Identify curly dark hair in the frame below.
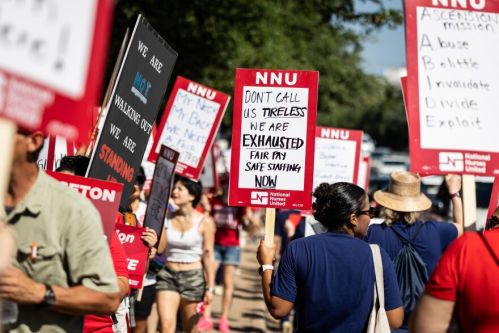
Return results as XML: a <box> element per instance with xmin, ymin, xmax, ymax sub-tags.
<box><xmin>174</xmin><ymin>175</ymin><xmax>203</xmax><ymax>207</ymax></box>
<box><xmin>312</xmin><ymin>182</ymin><xmax>367</xmax><ymax>231</ymax></box>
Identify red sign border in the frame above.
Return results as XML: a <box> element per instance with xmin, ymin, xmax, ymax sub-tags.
<box><xmin>228</xmin><ymin>68</ymin><xmax>319</xmax><ymax>210</ymax></box>
<box><xmin>149</xmin><ymin>76</ymin><xmax>230</xmax><ymax>181</ymax></box>
<box><xmin>405</xmin><ymin>0</ymin><xmax>499</xmax><ymax>176</ymax></box>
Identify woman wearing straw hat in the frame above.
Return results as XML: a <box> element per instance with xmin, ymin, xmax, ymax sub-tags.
<box><xmin>366</xmin><ymin>171</ymin><xmax>463</xmax><ymax>331</ymax></box>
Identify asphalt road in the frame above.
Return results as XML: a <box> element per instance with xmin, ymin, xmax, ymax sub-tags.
<box><xmin>203</xmin><ymin>235</ymin><xmax>281</xmax><ymax>333</ymax></box>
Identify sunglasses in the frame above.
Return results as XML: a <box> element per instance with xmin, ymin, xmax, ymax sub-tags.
<box><xmin>357</xmin><ymin>207</ymin><xmax>377</xmax><ymax>218</ymax></box>
<box><xmin>485</xmin><ymin>216</ymin><xmax>499</xmax><ymax>230</ymax></box>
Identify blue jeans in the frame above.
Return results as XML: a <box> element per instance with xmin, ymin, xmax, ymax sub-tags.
<box><xmin>214</xmin><ymin>245</ymin><xmax>241</xmax><ymax>266</ymax></box>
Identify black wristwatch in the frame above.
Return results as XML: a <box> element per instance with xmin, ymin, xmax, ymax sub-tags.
<box><xmin>43</xmin><ymin>284</ymin><xmax>56</xmax><ymax>305</ymax></box>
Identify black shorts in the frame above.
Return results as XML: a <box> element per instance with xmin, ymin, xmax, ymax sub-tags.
<box><xmin>134</xmin><ymin>284</ymin><xmax>157</xmax><ymax>319</ymax></box>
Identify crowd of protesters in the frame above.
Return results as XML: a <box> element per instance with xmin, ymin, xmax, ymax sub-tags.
<box><xmin>1</xmin><ymin>131</ymin><xmax>498</xmax><ymax>333</ymax></box>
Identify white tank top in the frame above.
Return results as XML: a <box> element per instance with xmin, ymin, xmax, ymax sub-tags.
<box><xmin>165</xmin><ymin>215</ymin><xmax>204</xmax><ymax>263</ymax></box>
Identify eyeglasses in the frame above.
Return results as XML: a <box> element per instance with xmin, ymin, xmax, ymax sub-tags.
<box><xmin>485</xmin><ymin>216</ymin><xmax>499</xmax><ymax>230</ymax></box>
<box><xmin>357</xmin><ymin>207</ymin><xmax>377</xmax><ymax>218</ymax></box>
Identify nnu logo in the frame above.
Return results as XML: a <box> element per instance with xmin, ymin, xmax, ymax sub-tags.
<box><xmin>251</xmin><ymin>191</ymin><xmax>268</xmax><ymax>205</ymax></box>
<box><xmin>131</xmin><ymin>71</ymin><xmax>152</xmax><ymax>104</ymax></box>
<box><xmin>439</xmin><ymin>152</ymin><xmax>464</xmax><ymax>172</ymax></box>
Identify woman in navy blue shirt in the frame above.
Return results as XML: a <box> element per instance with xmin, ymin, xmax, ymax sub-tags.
<box><xmin>257</xmin><ymin>182</ymin><xmax>404</xmax><ymax>332</ymax></box>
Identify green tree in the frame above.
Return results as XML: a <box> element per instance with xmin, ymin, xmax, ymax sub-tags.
<box><xmin>108</xmin><ymin>0</ymin><xmax>406</xmax><ymax>148</ymax></box>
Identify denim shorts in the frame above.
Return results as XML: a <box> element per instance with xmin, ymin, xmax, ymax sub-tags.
<box><xmin>214</xmin><ymin>245</ymin><xmax>241</xmax><ymax>266</ymax></box>
<box><xmin>156</xmin><ymin>266</ymin><xmax>205</xmax><ymax>302</ymax></box>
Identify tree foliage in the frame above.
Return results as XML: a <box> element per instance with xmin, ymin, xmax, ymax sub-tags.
<box><xmin>108</xmin><ymin>0</ymin><xmax>406</xmax><ymax>148</ymax></box>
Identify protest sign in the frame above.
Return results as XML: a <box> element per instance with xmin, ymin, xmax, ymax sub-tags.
<box><xmin>47</xmin><ymin>171</ymin><xmax>123</xmax><ymax>241</ymax></box>
<box><xmin>143</xmin><ymin>145</ymin><xmax>179</xmax><ymax>242</ymax></box>
<box><xmin>487</xmin><ymin>177</ymin><xmax>499</xmax><ymax>220</ymax></box>
<box><xmin>114</xmin><ymin>224</ymin><xmax>149</xmax><ymax>289</ymax></box>
<box><xmin>313</xmin><ymin>127</ymin><xmax>363</xmax><ymax>190</ymax></box>
<box><xmin>405</xmin><ymin>0</ymin><xmax>499</xmax><ymax>176</ymax></box>
<box><xmin>0</xmin><ymin>0</ymin><xmax>113</xmax><ymax>143</ymax></box>
<box><xmin>357</xmin><ymin>155</ymin><xmax>372</xmax><ymax>191</ymax></box>
<box><xmin>229</xmin><ymin>69</ymin><xmax>318</xmax><ymax>210</ymax></box>
<box><xmin>37</xmin><ymin>136</ymin><xmax>76</xmax><ymax>171</ymax></box>
<box><xmin>199</xmin><ymin>146</ymin><xmax>219</xmax><ymax>192</ymax></box>
<box><xmin>149</xmin><ymin>77</ymin><xmax>230</xmax><ymax>180</ymax></box>
<box><xmin>86</xmin><ymin>15</ymin><xmax>177</xmax><ymax>211</ymax></box>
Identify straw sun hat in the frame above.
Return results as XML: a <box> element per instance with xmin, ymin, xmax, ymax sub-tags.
<box><xmin>373</xmin><ymin>171</ymin><xmax>432</xmax><ymax>213</ymax></box>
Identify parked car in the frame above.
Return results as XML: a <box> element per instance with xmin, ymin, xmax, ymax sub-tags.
<box><xmin>361</xmin><ymin>133</ymin><xmax>376</xmax><ymax>156</ymax></box>
<box><xmin>374</xmin><ymin>153</ymin><xmax>409</xmax><ymax>176</ymax></box>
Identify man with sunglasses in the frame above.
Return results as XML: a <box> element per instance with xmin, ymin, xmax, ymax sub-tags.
<box><xmin>411</xmin><ymin>205</ymin><xmax>499</xmax><ymax>332</ymax></box>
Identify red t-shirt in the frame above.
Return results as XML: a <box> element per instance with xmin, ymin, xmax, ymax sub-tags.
<box><xmin>83</xmin><ymin>233</ymin><xmax>129</xmax><ymax>333</ymax></box>
<box><xmin>211</xmin><ymin>197</ymin><xmax>244</xmax><ymax>247</ymax></box>
<box><xmin>426</xmin><ymin>230</ymin><xmax>499</xmax><ymax>333</ymax></box>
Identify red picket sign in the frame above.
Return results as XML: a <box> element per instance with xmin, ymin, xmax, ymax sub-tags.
<box><xmin>404</xmin><ymin>0</ymin><xmax>499</xmax><ymax>176</ymax></box>
<box><xmin>0</xmin><ymin>0</ymin><xmax>113</xmax><ymax>143</ymax></box>
<box><xmin>229</xmin><ymin>69</ymin><xmax>318</xmax><ymax>210</ymax></box>
<box><xmin>114</xmin><ymin>224</ymin><xmax>149</xmax><ymax>289</ymax></box>
<box><xmin>314</xmin><ymin>127</ymin><xmax>363</xmax><ymax>188</ymax></box>
<box><xmin>47</xmin><ymin>171</ymin><xmax>123</xmax><ymax>242</ymax></box>
<box><xmin>149</xmin><ymin>76</ymin><xmax>230</xmax><ymax>181</ymax></box>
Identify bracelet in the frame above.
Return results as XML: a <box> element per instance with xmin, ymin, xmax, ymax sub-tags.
<box><xmin>450</xmin><ymin>192</ymin><xmax>461</xmax><ymax>199</ymax></box>
<box><xmin>205</xmin><ymin>287</ymin><xmax>215</xmax><ymax>293</ymax></box>
<box><xmin>258</xmin><ymin>264</ymin><xmax>274</xmax><ymax>276</ymax></box>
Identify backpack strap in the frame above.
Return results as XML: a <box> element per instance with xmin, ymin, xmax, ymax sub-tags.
<box><xmin>477</xmin><ymin>232</ymin><xmax>499</xmax><ymax>266</ymax></box>
<box><xmin>391</xmin><ymin>222</ymin><xmax>424</xmax><ymax>245</ymax></box>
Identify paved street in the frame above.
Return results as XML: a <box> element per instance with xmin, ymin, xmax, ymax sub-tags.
<box><xmin>204</xmin><ymin>234</ymin><xmax>281</xmax><ymax>333</ymax></box>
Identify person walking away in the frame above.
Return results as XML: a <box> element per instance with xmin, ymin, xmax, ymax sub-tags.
<box><xmin>257</xmin><ymin>182</ymin><xmax>404</xmax><ymax>332</ymax></box>
<box><xmin>0</xmin><ymin>131</ymin><xmax>120</xmax><ymax>333</ymax></box>
<box><xmin>156</xmin><ymin>176</ymin><xmax>216</xmax><ymax>333</ymax></box>
<box><xmin>198</xmin><ymin>191</ymin><xmax>254</xmax><ymax>333</ymax></box>
<box><xmin>410</xmin><ymin>205</ymin><xmax>499</xmax><ymax>332</ymax></box>
<box><xmin>366</xmin><ymin>171</ymin><xmax>463</xmax><ymax>331</ymax></box>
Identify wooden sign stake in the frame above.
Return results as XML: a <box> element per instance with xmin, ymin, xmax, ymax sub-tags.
<box><xmin>462</xmin><ymin>174</ymin><xmax>477</xmax><ymax>230</ymax></box>
<box><xmin>264</xmin><ymin>208</ymin><xmax>276</xmax><ymax>247</ymax></box>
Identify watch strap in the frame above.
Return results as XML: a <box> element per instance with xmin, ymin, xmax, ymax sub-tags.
<box><xmin>43</xmin><ymin>284</ymin><xmax>56</xmax><ymax>305</ymax></box>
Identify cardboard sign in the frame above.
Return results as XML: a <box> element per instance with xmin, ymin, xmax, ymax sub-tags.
<box><xmin>143</xmin><ymin>145</ymin><xmax>179</xmax><ymax>241</ymax></box>
<box><xmin>86</xmin><ymin>15</ymin><xmax>178</xmax><ymax>211</ymax></box>
<box><xmin>313</xmin><ymin>127</ymin><xmax>363</xmax><ymax>190</ymax></box>
<box><xmin>149</xmin><ymin>77</ymin><xmax>230</xmax><ymax>180</ymax></box>
<box><xmin>357</xmin><ymin>155</ymin><xmax>372</xmax><ymax>191</ymax></box>
<box><xmin>37</xmin><ymin>136</ymin><xmax>76</xmax><ymax>171</ymax></box>
<box><xmin>405</xmin><ymin>0</ymin><xmax>499</xmax><ymax>176</ymax></box>
<box><xmin>114</xmin><ymin>224</ymin><xmax>149</xmax><ymax>289</ymax></box>
<box><xmin>229</xmin><ymin>69</ymin><xmax>318</xmax><ymax>210</ymax></box>
<box><xmin>487</xmin><ymin>177</ymin><xmax>499</xmax><ymax>220</ymax></box>
<box><xmin>0</xmin><ymin>0</ymin><xmax>113</xmax><ymax>142</ymax></box>
<box><xmin>47</xmin><ymin>171</ymin><xmax>123</xmax><ymax>242</ymax></box>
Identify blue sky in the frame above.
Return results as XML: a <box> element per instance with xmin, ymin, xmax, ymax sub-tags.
<box><xmin>355</xmin><ymin>0</ymin><xmax>406</xmax><ymax>75</ymax></box>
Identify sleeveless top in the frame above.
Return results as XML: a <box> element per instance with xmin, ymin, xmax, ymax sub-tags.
<box><xmin>165</xmin><ymin>215</ymin><xmax>204</xmax><ymax>263</ymax></box>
